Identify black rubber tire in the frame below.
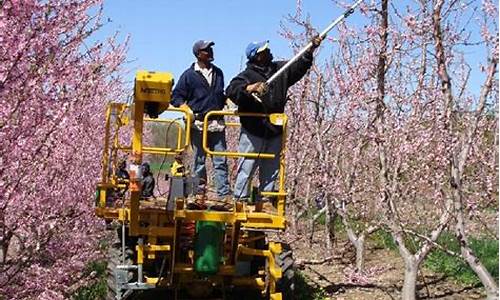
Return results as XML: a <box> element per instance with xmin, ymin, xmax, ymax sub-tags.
<box><xmin>275</xmin><ymin>244</ymin><xmax>295</xmax><ymax>300</ymax></box>
<box><xmin>106</xmin><ymin>241</ymin><xmax>135</xmax><ymax>300</ymax></box>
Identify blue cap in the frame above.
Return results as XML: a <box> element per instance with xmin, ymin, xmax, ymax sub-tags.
<box><xmin>245</xmin><ymin>40</ymin><xmax>269</xmax><ymax>60</ymax></box>
<box><xmin>192</xmin><ymin>40</ymin><xmax>215</xmax><ymax>56</ymax></box>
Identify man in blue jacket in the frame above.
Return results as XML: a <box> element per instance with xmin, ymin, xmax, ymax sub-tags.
<box><xmin>171</xmin><ymin>40</ymin><xmax>231</xmax><ymax>207</ymax></box>
<box><xmin>226</xmin><ymin>37</ymin><xmax>322</xmax><ymax>213</ymax></box>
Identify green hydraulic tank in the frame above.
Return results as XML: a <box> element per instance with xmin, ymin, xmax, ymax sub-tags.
<box><xmin>194</xmin><ymin>221</ymin><xmax>224</xmax><ymax>275</ymax></box>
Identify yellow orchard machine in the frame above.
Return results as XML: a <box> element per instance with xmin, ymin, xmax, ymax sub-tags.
<box><xmin>95</xmin><ymin>70</ymin><xmax>294</xmax><ymax>300</ymax></box>
<box><xmin>94</xmin><ymin>3</ymin><xmax>366</xmax><ymax>298</ymax></box>
<box><xmin>93</xmin><ymin>3</ymin><xmax>365</xmax><ymax>299</ymax></box>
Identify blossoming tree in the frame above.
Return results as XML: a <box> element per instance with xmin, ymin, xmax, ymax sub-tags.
<box><xmin>0</xmin><ymin>0</ymin><xmax>127</xmax><ymax>298</ymax></box>
<box><xmin>283</xmin><ymin>0</ymin><xmax>498</xmax><ymax>298</ymax></box>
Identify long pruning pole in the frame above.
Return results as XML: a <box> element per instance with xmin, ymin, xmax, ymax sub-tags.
<box><xmin>253</xmin><ymin>0</ymin><xmax>364</xmax><ymax>103</ymax></box>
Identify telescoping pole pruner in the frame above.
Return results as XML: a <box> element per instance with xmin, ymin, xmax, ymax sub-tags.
<box><xmin>252</xmin><ymin>0</ymin><xmax>364</xmax><ymax>103</ymax></box>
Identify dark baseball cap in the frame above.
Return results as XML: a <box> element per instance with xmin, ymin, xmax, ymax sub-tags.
<box><xmin>192</xmin><ymin>40</ymin><xmax>215</xmax><ymax>56</ymax></box>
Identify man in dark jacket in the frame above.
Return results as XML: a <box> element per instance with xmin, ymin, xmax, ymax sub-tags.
<box><xmin>171</xmin><ymin>40</ymin><xmax>231</xmax><ymax>206</ymax></box>
<box><xmin>141</xmin><ymin>162</ymin><xmax>155</xmax><ymax>199</ymax></box>
<box><xmin>115</xmin><ymin>159</ymin><xmax>130</xmax><ymax>198</ymax></box>
<box><xmin>225</xmin><ymin>37</ymin><xmax>322</xmax><ymax>212</ymax></box>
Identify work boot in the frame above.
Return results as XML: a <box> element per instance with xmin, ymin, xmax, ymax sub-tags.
<box><xmin>255</xmin><ymin>201</ymin><xmax>263</xmax><ymax>212</ymax></box>
<box><xmin>212</xmin><ymin>195</ymin><xmax>234</xmax><ymax>211</ymax></box>
<box><xmin>261</xmin><ymin>201</ymin><xmax>277</xmax><ymax>215</ymax></box>
<box><xmin>256</xmin><ymin>198</ymin><xmax>277</xmax><ymax>215</ymax></box>
<box><xmin>188</xmin><ymin>193</ymin><xmax>207</xmax><ymax>210</ymax></box>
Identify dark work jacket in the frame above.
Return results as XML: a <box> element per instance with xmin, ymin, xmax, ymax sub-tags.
<box><xmin>171</xmin><ymin>63</ymin><xmax>226</xmax><ymax>120</ymax></box>
<box><xmin>117</xmin><ymin>169</ymin><xmax>129</xmax><ymax>181</ymax></box>
<box><xmin>141</xmin><ymin>173</ymin><xmax>155</xmax><ymax>199</ymax></box>
<box><xmin>116</xmin><ymin>168</ymin><xmax>130</xmax><ymax>195</ymax></box>
<box><xmin>225</xmin><ymin>51</ymin><xmax>314</xmax><ymax>138</ymax></box>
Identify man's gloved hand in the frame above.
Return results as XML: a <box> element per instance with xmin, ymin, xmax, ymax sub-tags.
<box><xmin>310</xmin><ymin>34</ymin><xmax>323</xmax><ymax>49</ymax></box>
<box><xmin>246</xmin><ymin>82</ymin><xmax>268</xmax><ymax>96</ymax></box>
<box><xmin>225</xmin><ymin>98</ymin><xmax>237</xmax><ymax>110</ymax></box>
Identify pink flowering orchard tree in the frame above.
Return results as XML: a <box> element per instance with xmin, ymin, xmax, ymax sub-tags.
<box><xmin>341</xmin><ymin>0</ymin><xmax>497</xmax><ymax>298</ymax></box>
<box><xmin>0</xmin><ymin>0</ymin><xmax>127</xmax><ymax>299</ymax></box>
<box><xmin>365</xmin><ymin>1</ymin><xmax>456</xmax><ymax>297</ymax></box>
<box><xmin>283</xmin><ymin>0</ymin><xmax>497</xmax><ymax>298</ymax></box>
<box><xmin>432</xmin><ymin>0</ymin><xmax>498</xmax><ymax>298</ymax></box>
<box><xmin>282</xmin><ymin>3</ymin><xmax>384</xmax><ymax>268</ymax></box>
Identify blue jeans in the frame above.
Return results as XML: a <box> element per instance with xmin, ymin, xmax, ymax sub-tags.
<box><xmin>233</xmin><ymin>128</ymin><xmax>282</xmax><ymax>201</ymax></box>
<box><xmin>190</xmin><ymin>128</ymin><xmax>231</xmax><ymax>197</ymax></box>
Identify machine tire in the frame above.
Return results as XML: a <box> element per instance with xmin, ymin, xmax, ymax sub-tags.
<box><xmin>106</xmin><ymin>241</ymin><xmax>135</xmax><ymax>300</ymax></box>
<box><xmin>275</xmin><ymin>244</ymin><xmax>295</xmax><ymax>300</ymax></box>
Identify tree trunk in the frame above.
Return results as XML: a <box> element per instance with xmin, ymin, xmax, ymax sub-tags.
<box><xmin>343</xmin><ymin>217</ymin><xmax>367</xmax><ymax>272</ymax></box>
<box><xmin>401</xmin><ymin>259</ymin><xmax>418</xmax><ymax>300</ymax></box>
<box><xmin>433</xmin><ymin>0</ymin><xmax>499</xmax><ymax>297</ymax></box>
<box><xmin>354</xmin><ymin>234</ymin><xmax>366</xmax><ymax>271</ymax></box>
<box><xmin>309</xmin><ymin>206</ymin><xmax>326</xmax><ymax>246</ymax></box>
<box><xmin>308</xmin><ymin>215</ymin><xmax>315</xmax><ymax>247</ymax></box>
<box><xmin>460</xmin><ymin>242</ymin><xmax>499</xmax><ymax>300</ymax></box>
<box><xmin>324</xmin><ymin>198</ymin><xmax>335</xmax><ymax>253</ymax></box>
<box><xmin>0</xmin><ymin>230</ymin><xmax>13</xmax><ymax>264</ymax></box>
<box><xmin>454</xmin><ymin>185</ymin><xmax>499</xmax><ymax>299</ymax></box>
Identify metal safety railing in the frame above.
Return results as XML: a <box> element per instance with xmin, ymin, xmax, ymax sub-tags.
<box><xmin>201</xmin><ymin>110</ymin><xmax>289</xmax><ymax>215</ymax></box>
<box><xmin>101</xmin><ymin>104</ymin><xmax>193</xmax><ymax>174</ymax></box>
<box><xmin>98</xmin><ymin>103</ymin><xmax>194</xmax><ymax>208</ymax></box>
<box><xmin>201</xmin><ymin>110</ymin><xmax>288</xmax><ymax>159</ymax></box>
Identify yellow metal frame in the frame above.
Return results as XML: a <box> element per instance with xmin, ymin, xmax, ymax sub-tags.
<box><xmin>99</xmin><ymin>103</ymin><xmax>129</xmax><ymax>208</ymax></box>
<box><xmin>174</xmin><ymin>210</ymin><xmax>286</xmax><ymax>230</ymax></box>
<box><xmin>137</xmin><ymin>243</ymin><xmax>171</xmax><ymax>264</ymax></box>
<box><xmin>97</xmin><ymin>103</ymin><xmax>193</xmax><ymax>229</ymax></box>
<box><xmin>128</xmin><ymin>104</ymin><xmax>192</xmax><ymax>236</ymax></box>
<box><xmin>102</xmin><ymin>104</ymin><xmax>192</xmax><ymax>158</ymax></box>
<box><xmin>202</xmin><ymin>111</ymin><xmax>277</xmax><ymax>159</ymax></box>
<box><xmin>115</xmin><ymin>109</ymin><xmax>191</xmax><ymax>155</ymax></box>
<box><xmin>99</xmin><ymin>105</ymin><xmax>290</xmax><ymax>220</ymax></box>
<box><xmin>202</xmin><ymin>110</ymin><xmax>289</xmax><ymax>216</ymax></box>
<box><xmin>96</xmin><ymin>102</ymin><xmax>294</xmax><ymax>299</ymax></box>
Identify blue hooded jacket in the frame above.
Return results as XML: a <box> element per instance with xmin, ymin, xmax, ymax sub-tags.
<box><xmin>171</xmin><ymin>63</ymin><xmax>226</xmax><ymax>119</ymax></box>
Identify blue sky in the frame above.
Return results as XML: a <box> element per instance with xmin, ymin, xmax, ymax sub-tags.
<box><xmin>94</xmin><ymin>0</ymin><xmax>494</xmax><ymax>100</ymax></box>
<box><xmin>96</xmin><ymin>0</ymin><xmax>358</xmax><ymax>85</ymax></box>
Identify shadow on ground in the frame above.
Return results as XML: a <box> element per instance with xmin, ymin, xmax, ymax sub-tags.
<box><xmin>128</xmin><ymin>274</ymin><xmax>324</xmax><ymax>300</ymax></box>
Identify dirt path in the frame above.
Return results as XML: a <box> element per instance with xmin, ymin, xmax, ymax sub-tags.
<box><xmin>116</xmin><ymin>229</ymin><xmax>487</xmax><ymax>300</ymax></box>
<box><xmin>291</xmin><ymin>230</ymin><xmax>486</xmax><ymax>300</ymax></box>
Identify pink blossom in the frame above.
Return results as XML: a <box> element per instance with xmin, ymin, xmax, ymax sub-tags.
<box><xmin>0</xmin><ymin>0</ymin><xmax>128</xmax><ymax>298</ymax></box>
